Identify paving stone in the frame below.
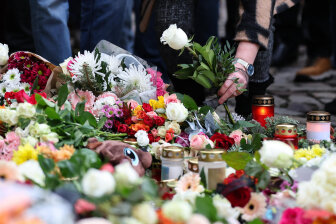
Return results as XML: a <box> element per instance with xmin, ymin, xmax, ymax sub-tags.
<box><xmin>311</xmin><ymin>92</ymin><xmax>336</xmax><ymax>100</ymax></box>
<box><xmin>275</xmin><ymin>107</ymin><xmax>304</xmax><ymax>116</ymax></box>
<box><xmin>273</xmin><ymin>95</ymin><xmax>287</xmax><ymax>107</ymax></box>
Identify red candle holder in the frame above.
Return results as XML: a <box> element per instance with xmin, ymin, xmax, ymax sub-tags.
<box><xmin>274</xmin><ymin>123</ymin><xmax>298</xmax><ymax>149</ymax></box>
<box><xmin>252</xmin><ymin>95</ymin><xmax>274</xmax><ymax>127</ymax></box>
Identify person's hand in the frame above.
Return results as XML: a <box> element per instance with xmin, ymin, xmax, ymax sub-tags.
<box><xmin>217</xmin><ymin>69</ymin><xmax>248</xmax><ymax>104</ymax></box>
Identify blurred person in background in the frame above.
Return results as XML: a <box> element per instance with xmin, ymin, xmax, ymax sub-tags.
<box><xmin>29</xmin><ymin>0</ymin><xmax>133</xmax><ymax>65</ymax></box>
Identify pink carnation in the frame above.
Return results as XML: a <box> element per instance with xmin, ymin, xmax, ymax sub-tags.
<box><xmin>190</xmin><ymin>135</ymin><xmax>208</xmax><ymax>151</ymax></box>
<box><xmin>147</xmin><ymin>68</ymin><xmax>167</xmax><ymax>97</ymax></box>
<box><xmin>164</xmin><ymin>93</ymin><xmax>181</xmax><ymax>105</ymax></box>
<box><xmin>279</xmin><ymin>207</ymin><xmax>312</xmax><ymax>224</ymax></box>
<box><xmin>68</xmin><ymin>90</ymin><xmax>95</xmax><ymax>111</ymax></box>
<box><xmin>5</xmin><ymin>132</ymin><xmax>20</xmax><ymax>151</ymax></box>
<box><xmin>146</xmin><ymin>111</ymin><xmax>158</xmax><ymax>118</ymax></box>
<box><xmin>229</xmin><ymin>130</ymin><xmax>244</xmax><ymax>146</ymax></box>
<box><xmin>127</xmin><ymin>100</ymin><xmax>139</xmax><ymax>110</ymax></box>
<box><xmin>96</xmin><ymin>92</ymin><xmax>118</xmax><ymax>101</ymax></box>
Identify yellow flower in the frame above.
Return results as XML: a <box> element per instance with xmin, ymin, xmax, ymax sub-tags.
<box><xmin>12</xmin><ymin>144</ymin><xmax>38</xmax><ymax>165</ymax></box>
<box><xmin>294</xmin><ymin>144</ymin><xmax>326</xmax><ymax>161</ymax></box>
<box><xmin>149</xmin><ymin>97</ymin><xmax>165</xmax><ymax>110</ymax></box>
<box><xmin>133</xmin><ymin>105</ymin><xmax>143</xmax><ymax>116</ymax></box>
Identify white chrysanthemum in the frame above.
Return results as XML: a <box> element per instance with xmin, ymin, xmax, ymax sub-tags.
<box><xmin>118</xmin><ymin>64</ymin><xmax>153</xmax><ymax>92</ymax></box>
<box><xmin>0</xmin><ymin>83</ymin><xmax>7</xmax><ymax>96</ymax></box>
<box><xmin>68</xmin><ymin>51</ymin><xmax>103</xmax><ymax>83</ymax></box>
<box><xmin>3</xmin><ymin>68</ymin><xmax>20</xmax><ymax>84</ymax></box>
<box><xmin>6</xmin><ymin>83</ymin><xmax>21</xmax><ymax>93</ymax></box>
<box><xmin>20</xmin><ymin>83</ymin><xmax>31</xmax><ymax>93</ymax></box>
<box><xmin>106</xmin><ymin>55</ymin><xmax>121</xmax><ymax>74</ymax></box>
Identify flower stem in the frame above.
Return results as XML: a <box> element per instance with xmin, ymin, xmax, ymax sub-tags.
<box><xmin>186</xmin><ymin>46</ymin><xmax>198</xmax><ymax>59</ymax></box>
<box><xmin>223</xmin><ymin>103</ymin><xmax>235</xmax><ymax>125</ymax></box>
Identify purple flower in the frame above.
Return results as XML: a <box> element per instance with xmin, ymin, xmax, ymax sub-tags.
<box><xmin>280</xmin><ymin>180</ymin><xmax>298</xmax><ymax>192</ymax></box>
<box><xmin>175</xmin><ymin>132</ymin><xmax>190</xmax><ymax>147</ymax></box>
<box><xmin>114</xmin><ymin>108</ymin><xmax>123</xmax><ymax>118</ymax></box>
<box><xmin>104</xmin><ymin>119</ymin><xmax>114</xmax><ymax>129</ymax></box>
<box><xmin>104</xmin><ymin>107</ymin><xmax>114</xmax><ymax>118</ymax></box>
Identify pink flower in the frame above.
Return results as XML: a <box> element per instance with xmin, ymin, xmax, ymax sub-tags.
<box><xmin>5</xmin><ymin>132</ymin><xmax>20</xmax><ymax>150</ymax></box>
<box><xmin>190</xmin><ymin>135</ymin><xmax>208</xmax><ymax>150</ymax></box>
<box><xmin>68</xmin><ymin>90</ymin><xmax>95</xmax><ymax>111</ymax></box>
<box><xmin>131</xmin><ymin>116</ymin><xmax>138</xmax><ymax>123</ymax></box>
<box><xmin>0</xmin><ymin>140</ymin><xmax>13</xmax><ymax>161</ymax></box>
<box><xmin>151</xmin><ymin>128</ymin><xmax>158</xmax><ymax>137</ymax></box>
<box><xmin>96</xmin><ymin>92</ymin><xmax>118</xmax><ymax>101</ymax></box>
<box><xmin>74</xmin><ymin>199</ymin><xmax>96</xmax><ymax>214</ymax></box>
<box><xmin>146</xmin><ymin>111</ymin><xmax>158</xmax><ymax>118</ymax></box>
<box><xmin>127</xmin><ymin>100</ymin><xmax>139</xmax><ymax>110</ymax></box>
<box><xmin>164</xmin><ymin>93</ymin><xmax>181</xmax><ymax>105</ymax></box>
<box><xmin>229</xmin><ymin>130</ymin><xmax>244</xmax><ymax>146</ymax></box>
<box><xmin>279</xmin><ymin>207</ymin><xmax>312</xmax><ymax>224</ymax></box>
<box><xmin>175</xmin><ymin>172</ymin><xmax>204</xmax><ymax>193</ymax></box>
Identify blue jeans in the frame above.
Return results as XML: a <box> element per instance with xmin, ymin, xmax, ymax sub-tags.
<box><xmin>29</xmin><ymin>0</ymin><xmax>72</xmax><ymax>65</ymax></box>
<box><xmin>80</xmin><ymin>0</ymin><xmax>133</xmax><ymax>52</ymax></box>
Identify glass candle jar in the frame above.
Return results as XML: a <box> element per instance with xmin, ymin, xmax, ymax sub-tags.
<box><xmin>198</xmin><ymin>150</ymin><xmax>226</xmax><ymax>190</ymax></box>
<box><xmin>187</xmin><ymin>158</ymin><xmax>199</xmax><ymax>173</ymax></box>
<box><xmin>306</xmin><ymin>111</ymin><xmax>331</xmax><ymax>142</ymax></box>
<box><xmin>161</xmin><ymin>146</ymin><xmax>184</xmax><ymax>181</ymax></box>
<box><xmin>274</xmin><ymin>123</ymin><xmax>298</xmax><ymax>149</ymax></box>
<box><xmin>252</xmin><ymin>95</ymin><xmax>275</xmax><ymax>127</ymax></box>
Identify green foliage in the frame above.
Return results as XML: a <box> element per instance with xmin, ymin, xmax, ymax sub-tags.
<box><xmin>195</xmin><ymin>196</ymin><xmax>218</xmax><ymax>222</ymax></box>
<box><xmin>222</xmin><ymin>151</ymin><xmax>253</xmax><ymax>170</ymax></box>
<box><xmin>174</xmin><ymin>37</ymin><xmax>236</xmax><ymax>90</ymax></box>
<box><xmin>240</xmin><ymin>134</ymin><xmax>263</xmax><ymax>154</ymax></box>
<box><xmin>244</xmin><ymin>160</ymin><xmax>270</xmax><ymax>189</ymax></box>
<box><xmin>176</xmin><ymin>93</ymin><xmax>198</xmax><ymax>111</ymax></box>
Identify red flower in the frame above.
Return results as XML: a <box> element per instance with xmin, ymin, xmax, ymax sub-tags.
<box><xmin>117</xmin><ymin>124</ymin><xmax>129</xmax><ymax>133</ymax></box>
<box><xmin>165</xmin><ymin>128</ymin><xmax>174</xmax><ymax>142</ymax></box>
<box><xmin>225</xmin><ymin>186</ymin><xmax>252</xmax><ymax>208</ymax></box>
<box><xmin>210</xmin><ymin>132</ymin><xmax>235</xmax><ymax>150</ymax></box>
<box><xmin>127</xmin><ymin>128</ymin><xmax>136</xmax><ymax>137</ymax></box>
<box><xmin>148</xmin><ymin>133</ymin><xmax>154</xmax><ymax>143</ymax></box>
<box><xmin>143</xmin><ymin>116</ymin><xmax>154</xmax><ymax>128</ymax></box>
<box><xmin>113</xmin><ymin>120</ymin><xmax>121</xmax><ymax>130</ymax></box>
<box><xmin>224</xmin><ymin>170</ymin><xmax>245</xmax><ymax>184</ymax></box>
<box><xmin>74</xmin><ymin>199</ymin><xmax>96</xmax><ymax>215</ymax></box>
<box><xmin>14</xmin><ymin>52</ymin><xmax>29</xmax><ymax>61</ymax></box>
<box><xmin>32</xmin><ymin>64</ymin><xmax>51</xmax><ymax>77</ymax></box>
<box><xmin>154</xmin><ymin>116</ymin><xmax>165</xmax><ymax>126</ymax></box>
<box><xmin>124</xmin><ymin>117</ymin><xmax>133</xmax><ymax>126</ymax></box>
<box><xmin>142</xmin><ymin>103</ymin><xmax>153</xmax><ymax>112</ymax></box>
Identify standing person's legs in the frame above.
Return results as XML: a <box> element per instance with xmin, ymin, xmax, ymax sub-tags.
<box><xmin>80</xmin><ymin>0</ymin><xmax>133</xmax><ymax>52</ymax></box>
<box><xmin>29</xmin><ymin>0</ymin><xmax>71</xmax><ymax>64</ymax></box>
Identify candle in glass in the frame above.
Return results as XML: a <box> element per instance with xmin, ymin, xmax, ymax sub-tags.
<box><xmin>274</xmin><ymin>123</ymin><xmax>298</xmax><ymax>149</ymax></box>
<box><xmin>306</xmin><ymin>111</ymin><xmax>331</xmax><ymax>142</ymax></box>
<box><xmin>252</xmin><ymin>95</ymin><xmax>274</xmax><ymax>127</ymax></box>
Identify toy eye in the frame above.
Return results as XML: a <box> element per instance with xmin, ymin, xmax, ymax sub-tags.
<box><xmin>123</xmin><ymin>148</ymin><xmax>139</xmax><ymax>166</ymax></box>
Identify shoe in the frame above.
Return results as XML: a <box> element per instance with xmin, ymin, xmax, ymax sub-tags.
<box><xmin>325</xmin><ymin>99</ymin><xmax>336</xmax><ymax>115</ymax></box>
<box><xmin>271</xmin><ymin>42</ymin><xmax>298</xmax><ymax>67</ymax></box>
<box><xmin>294</xmin><ymin>57</ymin><xmax>333</xmax><ymax>82</ymax></box>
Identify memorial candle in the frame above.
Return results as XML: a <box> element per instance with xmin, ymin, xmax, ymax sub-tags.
<box><xmin>306</xmin><ymin>111</ymin><xmax>331</xmax><ymax>142</ymax></box>
<box><xmin>252</xmin><ymin>95</ymin><xmax>274</xmax><ymax>127</ymax></box>
<box><xmin>274</xmin><ymin>123</ymin><xmax>298</xmax><ymax>149</ymax></box>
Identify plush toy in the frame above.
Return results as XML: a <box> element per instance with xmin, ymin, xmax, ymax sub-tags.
<box><xmin>87</xmin><ymin>138</ymin><xmax>152</xmax><ymax>176</ymax></box>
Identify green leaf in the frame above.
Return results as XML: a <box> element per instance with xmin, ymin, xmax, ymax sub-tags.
<box><xmin>18</xmin><ymin>117</ymin><xmax>31</xmax><ymax>129</ymax></box>
<box><xmin>57</xmin><ymin>160</ymin><xmax>80</xmax><ymax>178</ymax></box>
<box><xmin>199</xmin><ymin>70</ymin><xmax>217</xmax><ymax>85</ymax></box>
<box><xmin>199</xmin><ymin>106</ymin><xmax>215</xmax><ymax>115</ymax></box>
<box><xmin>248</xmin><ymin>219</ymin><xmax>264</xmax><ymax>224</ymax></box>
<box><xmin>44</xmin><ymin>173</ymin><xmax>61</xmax><ymax>189</ymax></box>
<box><xmin>35</xmin><ymin>94</ymin><xmax>55</xmax><ymax>107</ymax></box>
<box><xmin>75</xmin><ymin>101</ymin><xmax>85</xmax><ymax>117</ymax></box>
<box><xmin>195</xmin><ymin>196</ymin><xmax>217</xmax><ymax>222</ymax></box>
<box><xmin>45</xmin><ymin>107</ymin><xmax>61</xmax><ymax>120</ymax></box>
<box><xmin>193</xmin><ymin>74</ymin><xmax>212</xmax><ymax>89</ymax></box>
<box><xmin>222</xmin><ymin>152</ymin><xmax>253</xmax><ymax>170</ymax></box>
<box><xmin>200</xmin><ymin>168</ymin><xmax>207</xmax><ymax>189</ymax></box>
<box><xmin>141</xmin><ymin>178</ymin><xmax>158</xmax><ymax>198</ymax></box>
<box><xmin>30</xmin><ymin>76</ymin><xmax>39</xmax><ymax>95</ymax></box>
<box><xmin>244</xmin><ymin>160</ymin><xmax>270</xmax><ymax>189</ymax></box>
<box><xmin>97</xmin><ymin>117</ymin><xmax>107</xmax><ymax>130</ymax></box>
<box><xmin>38</xmin><ymin>155</ymin><xmax>55</xmax><ymax>173</ymax></box>
<box><xmin>233</xmin><ymin>121</ymin><xmax>256</xmax><ymax>130</ymax></box>
<box><xmin>182</xmin><ymin>94</ymin><xmax>198</xmax><ymax>111</ymax></box>
<box><xmin>57</xmin><ymin>84</ymin><xmax>69</xmax><ymax>107</ymax></box>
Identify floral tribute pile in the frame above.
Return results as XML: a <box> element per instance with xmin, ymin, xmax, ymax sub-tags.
<box><xmin>0</xmin><ymin>26</ymin><xmax>336</xmax><ymax>224</ymax></box>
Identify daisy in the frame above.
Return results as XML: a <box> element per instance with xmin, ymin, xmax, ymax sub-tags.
<box><xmin>3</xmin><ymin>68</ymin><xmax>21</xmax><ymax>84</ymax></box>
<box><xmin>6</xmin><ymin>83</ymin><xmax>21</xmax><ymax>93</ymax></box>
<box><xmin>68</xmin><ymin>51</ymin><xmax>104</xmax><ymax>83</ymax></box>
<box><xmin>0</xmin><ymin>160</ymin><xmax>22</xmax><ymax>181</ymax></box>
<box><xmin>0</xmin><ymin>83</ymin><xmax>7</xmax><ymax>96</ymax></box>
<box><xmin>238</xmin><ymin>193</ymin><xmax>267</xmax><ymax>221</ymax></box>
<box><xmin>175</xmin><ymin>172</ymin><xmax>204</xmax><ymax>194</ymax></box>
<box><xmin>20</xmin><ymin>82</ymin><xmax>31</xmax><ymax>93</ymax></box>
<box><xmin>118</xmin><ymin>64</ymin><xmax>154</xmax><ymax>92</ymax></box>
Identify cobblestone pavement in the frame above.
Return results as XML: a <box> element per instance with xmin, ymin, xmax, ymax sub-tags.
<box><xmin>216</xmin><ymin>47</ymin><xmax>336</xmax><ymax>126</ymax></box>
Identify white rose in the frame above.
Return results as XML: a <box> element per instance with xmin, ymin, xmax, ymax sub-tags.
<box><xmin>0</xmin><ymin>43</ymin><xmax>9</xmax><ymax>66</ymax></box>
<box><xmin>82</xmin><ymin>168</ymin><xmax>116</xmax><ymax>197</ymax></box>
<box><xmin>18</xmin><ymin>160</ymin><xmax>45</xmax><ymax>186</ymax></box>
<box><xmin>0</xmin><ymin>109</ymin><xmax>18</xmax><ymax>126</ymax></box>
<box><xmin>114</xmin><ymin>163</ymin><xmax>139</xmax><ymax>186</ymax></box>
<box><xmin>157</xmin><ymin>126</ymin><xmax>167</xmax><ymax>138</ymax></box>
<box><xmin>162</xmin><ymin>200</ymin><xmax>192</xmax><ymax>222</ymax></box>
<box><xmin>166</xmin><ymin>103</ymin><xmax>188</xmax><ymax>123</ymax></box>
<box><xmin>213</xmin><ymin>194</ymin><xmax>240</xmax><ymax>220</ymax></box>
<box><xmin>135</xmin><ymin>130</ymin><xmax>149</xmax><ymax>147</ymax></box>
<box><xmin>121</xmin><ymin>218</ymin><xmax>142</xmax><ymax>224</ymax></box>
<box><xmin>132</xmin><ymin>202</ymin><xmax>158</xmax><ymax>224</ymax></box>
<box><xmin>160</xmin><ymin>24</ymin><xmax>190</xmax><ymax>50</ymax></box>
<box><xmin>29</xmin><ymin>123</ymin><xmax>51</xmax><ymax>136</ymax></box>
<box><xmin>59</xmin><ymin>57</ymin><xmax>73</xmax><ymax>76</ymax></box>
<box><xmin>17</xmin><ymin>102</ymin><xmax>36</xmax><ymax>118</ymax></box>
<box><xmin>165</xmin><ymin>121</ymin><xmax>181</xmax><ymax>135</ymax></box>
<box><xmin>22</xmin><ymin>136</ymin><xmax>38</xmax><ymax>147</ymax></box>
<box><xmin>259</xmin><ymin>140</ymin><xmax>294</xmax><ymax>168</ymax></box>
<box><xmin>186</xmin><ymin>214</ymin><xmax>210</xmax><ymax>224</ymax></box>
<box><xmin>76</xmin><ymin>218</ymin><xmax>112</xmax><ymax>224</ymax></box>
<box><xmin>41</xmin><ymin>132</ymin><xmax>59</xmax><ymax>143</ymax></box>
<box><xmin>173</xmin><ymin>191</ymin><xmax>199</xmax><ymax>205</ymax></box>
